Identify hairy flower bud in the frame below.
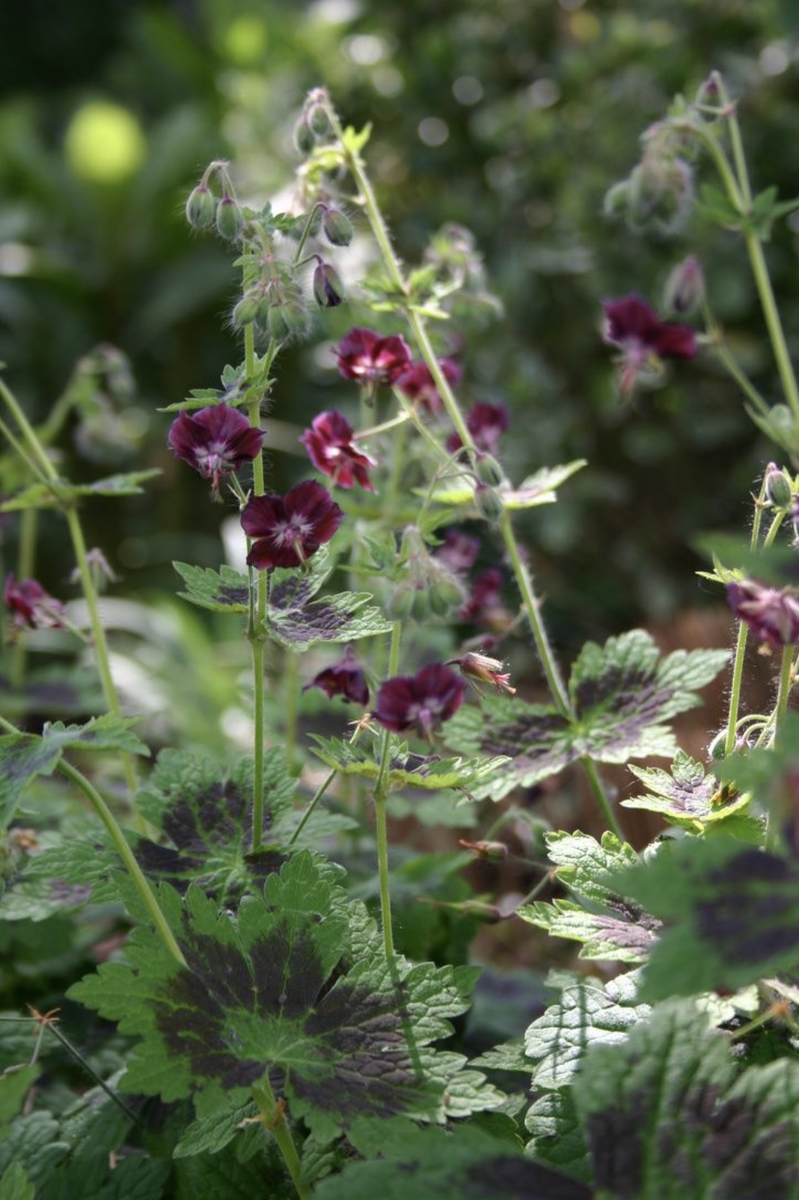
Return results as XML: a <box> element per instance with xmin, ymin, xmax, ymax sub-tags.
<box><xmin>185</xmin><ymin>183</ymin><xmax>216</xmax><ymax>230</ymax></box>
<box><xmin>313</xmin><ymin>260</ymin><xmax>345</xmax><ymax>308</ymax></box>
<box><xmin>474</xmin><ymin>483</ymin><xmax>505</xmax><ymax>523</ymax></box>
<box><xmin>765</xmin><ymin>463</ymin><xmax>793</xmax><ymax>510</ymax></box>
<box><xmin>663</xmin><ymin>256</ymin><xmax>705</xmax><ymax>316</ymax></box>
<box><xmin>322</xmin><ymin>207</ymin><xmax>354</xmax><ymax>247</ymax></box>
<box><xmin>307</xmin><ymin>102</ymin><xmax>330</xmax><ymax>138</ymax></box>
<box><xmin>232</xmin><ymin>294</ymin><xmax>260</xmax><ymax>328</ymax></box>
<box><xmin>458</xmin><ymin>838</ymin><xmax>509</xmax><ymax>861</ymax></box>
<box><xmin>216</xmin><ymin>194</ymin><xmax>243</xmax><ymax>241</ymax></box>
<box><xmin>293</xmin><ymin>117</ymin><xmax>315</xmax><ymax>156</ymax></box>
<box><xmin>267</xmin><ymin>301</ymin><xmax>309</xmax><ymax>342</ymax></box>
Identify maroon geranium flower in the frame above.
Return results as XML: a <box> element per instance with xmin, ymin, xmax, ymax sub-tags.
<box><xmin>435</xmin><ymin>529</ymin><xmax>480</xmax><ymax>575</ymax></box>
<box><xmin>303</xmin><ymin>647</ymin><xmax>369</xmax><ymax>705</ymax></box>
<box><xmin>376</xmin><ymin>663</ymin><xmax>466</xmax><ymax>738</ymax></box>
<box><xmin>396</xmin><ymin>358</ymin><xmax>462</xmax><ymax>414</ymax></box>
<box><xmin>4</xmin><ymin>574</ymin><xmax>66</xmax><ymax>630</ymax></box>
<box><xmin>446</xmin><ymin>402</ymin><xmax>509</xmax><ymax>456</ymax></box>
<box><xmin>168</xmin><ymin>405</ymin><xmax>263</xmax><ymax>491</ymax></box>
<box><xmin>300</xmin><ymin>410</ymin><xmax>377</xmax><ymax>492</ymax></box>
<box><xmin>460</xmin><ymin>567</ymin><xmax>508</xmax><ymax>628</ymax></box>
<box><xmin>334</xmin><ymin>327</ymin><xmax>412</xmax><ymax>388</ymax></box>
<box><xmin>727</xmin><ymin>580</ymin><xmax>799</xmax><ymax>647</ymax></box>
<box><xmin>241</xmin><ymin>480</ymin><xmax>343</xmax><ymax>570</ymax></box>
<box><xmin>602</xmin><ymin>295</ymin><xmax>697</xmax><ymax>394</ymax></box>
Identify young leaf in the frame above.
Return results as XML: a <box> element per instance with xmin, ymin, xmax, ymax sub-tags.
<box><xmin>446</xmin><ymin>630</ymin><xmax>727</xmax><ymax>798</ymax></box>
<box><xmin>0</xmin><ymin>716</ymin><xmax>149</xmax><ymax>827</ymax></box>
<box><xmin>610</xmin><ymin>836</ymin><xmax>799</xmax><ymax>1000</ymax></box>
<box><xmin>310</xmin><ymin>735</ymin><xmax>508</xmax><ymax>794</ymax></box>
<box><xmin>501</xmin><ymin>460</ymin><xmax>587</xmax><ymax>509</ymax></box>
<box><xmin>623</xmin><ymin>750</ymin><xmax>749</xmax><ymax>830</ymax></box>
<box><xmin>69</xmin><ymin>854</ymin><xmax>496</xmax><ymax>1139</ymax></box>
<box><xmin>524</xmin><ymin>971</ymin><xmax>649</xmax><ymax>1089</ymax></box>
<box><xmin>576</xmin><ymin>999</ymin><xmax>799</xmax><ymax>1200</ymax></box>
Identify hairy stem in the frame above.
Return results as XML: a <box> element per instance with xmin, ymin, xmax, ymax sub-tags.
<box><xmin>373</xmin><ymin>620</ymin><xmax>402</xmax><ymax>958</ymax></box>
<box><xmin>10</xmin><ymin>507</ymin><xmax>38</xmax><ymax>690</ymax></box>
<box><xmin>252</xmin><ymin>1078</ymin><xmax>309</xmax><ymax>1200</ymax></box>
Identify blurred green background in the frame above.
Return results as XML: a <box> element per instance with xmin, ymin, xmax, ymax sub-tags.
<box><xmin>2</xmin><ymin>0</ymin><xmax>799</xmax><ymax>647</ymax></box>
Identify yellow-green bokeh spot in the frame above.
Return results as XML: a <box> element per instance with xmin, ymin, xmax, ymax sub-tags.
<box><xmin>65</xmin><ymin>101</ymin><xmax>147</xmax><ymax>184</ymax></box>
<box><xmin>221</xmin><ymin>15</ymin><xmax>268</xmax><ymax>65</ymax></box>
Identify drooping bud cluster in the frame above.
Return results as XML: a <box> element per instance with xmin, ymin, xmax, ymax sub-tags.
<box><xmin>293</xmin><ymin>90</ymin><xmax>333</xmax><ymax>157</ymax></box>
<box><xmin>185</xmin><ymin>161</ymin><xmax>244</xmax><ymax>241</ymax></box>
<box><xmin>604</xmin><ymin>120</ymin><xmax>695</xmax><ymax>236</ymax></box>
<box><xmin>389</xmin><ymin>527</ymin><xmax>466</xmax><ymax>619</ymax></box>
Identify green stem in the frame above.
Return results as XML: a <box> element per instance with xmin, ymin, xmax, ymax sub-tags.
<box><xmin>354</xmin><ymin>410</ymin><xmax>412</xmax><ymax>440</ymax></box>
<box><xmin>293</xmin><ymin>203</ymin><xmax>324</xmax><ymax>265</ymax></box>
<box><xmin>775</xmin><ymin>644</ymin><xmax>794</xmax><ymax>733</ymax></box>
<box><xmin>709</xmin><ymin>335</ymin><xmax>771</xmax><ymax>419</ymax></box>
<box><xmin>724</xmin><ymin>481</ymin><xmax>771</xmax><ymax>755</ymax></box>
<box><xmin>10</xmin><ymin>507</ymin><xmax>38</xmax><ymax>690</ymax></box>
<box><xmin>373</xmin><ymin>620</ymin><xmax>402</xmax><ymax>958</ymax></box>
<box><xmin>252</xmin><ymin>1078</ymin><xmax>308</xmax><ymax>1200</ymax></box>
<box><xmin>58</xmin><ymin>759</ymin><xmax>185</xmax><ymax>966</ymax></box>
<box><xmin>744</xmin><ymin>232</ymin><xmax>799</xmax><ymax>424</ymax></box>
<box><xmin>288</xmin><ymin>768</ymin><xmax>336</xmax><ymax>846</ymax></box>
<box><xmin>250</xmin><ymin>633</ymin><xmax>266</xmax><ymax>852</ymax></box>
<box><xmin>0</xmin><ymin>415</ymin><xmax>55</xmax><ymax>487</ymax></box>
<box><xmin>0</xmin><ymin>378</ymin><xmax>59</xmax><ymax>482</ymax></box>
<box><xmin>284</xmin><ymin>650</ymin><xmax>299</xmax><ymax>768</ymax></box>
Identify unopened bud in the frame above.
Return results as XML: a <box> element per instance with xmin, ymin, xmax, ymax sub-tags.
<box><xmin>216</xmin><ymin>194</ymin><xmax>243</xmax><ymax>241</ymax></box>
<box><xmin>474</xmin><ymin>483</ymin><xmax>505</xmax><ymax>523</ymax></box>
<box><xmin>663</xmin><ymin>256</ymin><xmax>705</xmax><ymax>315</ymax></box>
<box><xmin>695</xmin><ymin>72</ymin><xmax>721</xmax><ymax>108</ymax></box>
<box><xmin>322</xmin><ymin>207</ymin><xmax>354</xmax><ymax>247</ymax></box>
<box><xmin>313</xmin><ymin>260</ymin><xmax>345</xmax><ymax>308</ymax></box>
<box><xmin>765</xmin><ymin>463</ymin><xmax>793</xmax><ymax>509</ymax></box>
<box><xmin>708</xmin><ymin>730</ymin><xmax>727</xmax><ymax>761</ymax></box>
<box><xmin>185</xmin><ymin>184</ymin><xmax>217</xmax><ymax>230</ymax></box>
<box><xmin>387</xmin><ymin>583</ymin><xmax>415</xmax><ymax>619</ymax></box>
<box><xmin>457</xmin><ymin>900</ymin><xmax>504</xmax><ymax>922</ymax></box>
<box><xmin>458</xmin><ymin>838</ymin><xmax>509</xmax><ymax>861</ymax></box>
<box><xmin>410</xmin><ymin>587</ymin><xmax>430</xmax><ymax>619</ymax></box>
<box><xmin>267</xmin><ymin>301</ymin><xmax>309</xmax><ymax>342</ymax></box>
<box><xmin>451</xmin><ymin>651</ymin><xmax>516</xmax><ymax>695</ymax></box>
<box><xmin>232</xmin><ymin>294</ymin><xmax>260</xmax><ymax>328</ymax></box>
<box><xmin>428</xmin><ymin>577</ymin><xmax>466</xmax><ymax>616</ymax></box>
<box><xmin>307</xmin><ymin>102</ymin><xmax>330</xmax><ymax>138</ymax></box>
<box><xmin>294</xmin><ymin>117</ymin><xmax>316</xmax><ymax>156</ymax></box>
<box><xmin>475</xmin><ymin>454</ymin><xmax>506</xmax><ymax>487</ymax></box>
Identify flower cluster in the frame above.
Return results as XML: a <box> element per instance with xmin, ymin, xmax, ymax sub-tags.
<box><xmin>4</xmin><ymin>575</ymin><xmax>66</xmax><ymax>631</ymax></box>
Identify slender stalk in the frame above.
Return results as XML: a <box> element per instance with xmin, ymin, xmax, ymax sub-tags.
<box><xmin>0</xmin><ymin>378</ymin><xmax>59</xmax><ymax>482</ymax></box>
<box><xmin>373</xmin><ymin>620</ymin><xmax>402</xmax><ymax>958</ymax></box>
<box><xmin>288</xmin><ymin>768</ymin><xmax>336</xmax><ymax>846</ymax></box>
<box><xmin>354</xmin><ymin>410</ymin><xmax>411</xmax><ymax>440</ymax></box>
<box><xmin>775</xmin><ymin>644</ymin><xmax>794</xmax><ymax>733</ymax></box>
<box><xmin>284</xmin><ymin>649</ymin><xmax>299</xmax><ymax>767</ymax></box>
<box><xmin>252</xmin><ymin>1078</ymin><xmax>309</xmax><ymax>1200</ymax></box>
<box><xmin>58</xmin><ymin>759</ymin><xmax>185</xmax><ymax>966</ymax></box>
<box><xmin>743</xmin><ymin>233</ymin><xmax>799</xmax><ymax>424</ymax></box>
<box><xmin>0</xmin><ymin>415</ymin><xmax>55</xmax><ymax>487</ymax></box>
<box><xmin>10</xmin><ymin>507</ymin><xmax>38</xmax><ymax>689</ymax></box>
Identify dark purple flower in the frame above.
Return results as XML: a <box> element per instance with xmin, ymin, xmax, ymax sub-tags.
<box><xmin>4</xmin><ymin>574</ymin><xmax>66</xmax><ymax>630</ymax></box>
<box><xmin>241</xmin><ymin>480</ymin><xmax>343</xmax><ymax>570</ymax></box>
<box><xmin>334</xmin><ymin>327</ymin><xmax>412</xmax><ymax>387</ymax></box>
<box><xmin>460</xmin><ymin>567</ymin><xmax>508</xmax><ymax>629</ymax></box>
<box><xmin>313</xmin><ymin>259</ymin><xmax>345</xmax><ymax>308</ymax></box>
<box><xmin>436</xmin><ymin>529</ymin><xmax>480</xmax><ymax>574</ymax></box>
<box><xmin>727</xmin><ymin>580</ymin><xmax>799</xmax><ymax>647</ymax></box>
<box><xmin>602</xmin><ymin>295</ymin><xmax>697</xmax><ymax>394</ymax></box>
<box><xmin>446</xmin><ymin>402</ymin><xmax>509</xmax><ymax>456</ymax></box>
<box><xmin>303</xmin><ymin>647</ymin><xmax>369</xmax><ymax>705</ymax></box>
<box><xmin>300</xmin><ymin>410</ymin><xmax>376</xmax><ymax>492</ymax></box>
<box><xmin>396</xmin><ymin>358</ymin><xmax>461</xmax><ymax>414</ymax></box>
<box><xmin>168</xmin><ymin>405</ymin><xmax>263</xmax><ymax>491</ymax></box>
<box><xmin>375</xmin><ymin>663</ymin><xmax>467</xmax><ymax>738</ymax></box>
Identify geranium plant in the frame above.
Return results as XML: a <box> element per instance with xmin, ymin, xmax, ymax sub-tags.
<box><xmin>2</xmin><ymin>75</ymin><xmax>799</xmax><ymax>1199</ymax></box>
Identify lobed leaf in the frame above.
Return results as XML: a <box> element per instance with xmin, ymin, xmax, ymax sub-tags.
<box><xmin>310</xmin><ymin>735</ymin><xmax>508</xmax><ymax>793</ymax></box>
<box><xmin>623</xmin><ymin>750</ymin><xmax>750</xmax><ymax>830</ymax></box>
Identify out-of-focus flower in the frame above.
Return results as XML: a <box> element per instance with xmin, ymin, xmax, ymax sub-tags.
<box><xmin>304</xmin><ymin>647</ymin><xmax>369</xmax><ymax>705</ymax></box>
<box><xmin>727</xmin><ymin>580</ymin><xmax>799</xmax><ymax>647</ymax></box>
<box><xmin>4</xmin><ymin>575</ymin><xmax>66</xmax><ymax>630</ymax></box>
<box><xmin>168</xmin><ymin>405</ymin><xmax>263</xmax><ymax>491</ymax></box>
<box><xmin>301</xmin><ymin>411</ymin><xmax>376</xmax><ymax>491</ymax></box>
<box><xmin>396</xmin><ymin>358</ymin><xmax>461</xmax><ymax>414</ymax></box>
<box><xmin>435</xmin><ymin>529</ymin><xmax>480</xmax><ymax>574</ymax></box>
<box><xmin>662</xmin><ymin>256</ymin><xmax>705</xmax><ymax>316</ymax></box>
<box><xmin>460</xmin><ymin>567</ymin><xmax>508</xmax><ymax>628</ymax></box>
<box><xmin>448</xmin><ymin>651</ymin><xmax>516</xmax><ymax>695</ymax></box>
<box><xmin>375</xmin><ymin>663</ymin><xmax>467</xmax><ymax>738</ymax></box>
<box><xmin>446</xmin><ymin>402</ymin><xmax>509</xmax><ymax>456</ymax></box>
<box><xmin>334</xmin><ymin>327</ymin><xmax>412</xmax><ymax>388</ymax></box>
<box><xmin>241</xmin><ymin>480</ymin><xmax>342</xmax><ymax>570</ymax></box>
<box><xmin>312</xmin><ymin>259</ymin><xmax>345</xmax><ymax>308</ymax></box>
<box><xmin>602</xmin><ymin>295</ymin><xmax>696</xmax><ymax>394</ymax></box>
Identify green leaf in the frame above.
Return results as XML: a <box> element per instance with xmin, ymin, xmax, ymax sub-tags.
<box><xmin>0</xmin><ymin>1067</ymin><xmax>38</xmax><ymax>1123</ymax></box>
<box><xmin>0</xmin><ymin>716</ymin><xmax>149</xmax><ymax>827</ymax></box>
<box><xmin>0</xmin><ymin>1164</ymin><xmax>34</xmax><ymax>1200</ymax></box>
<box><xmin>268</xmin><ymin>585</ymin><xmax>392</xmax><ymax>651</ymax></box>
<box><xmin>695</xmin><ymin>532</ymin><xmax>799</xmax><ymax>588</ymax></box>
<box><xmin>576</xmin><ymin>999</ymin><xmax>799</xmax><ymax>1200</ymax></box>
<box><xmin>310</xmin><ymin>735</ymin><xmax>508</xmax><ymax>794</ymax></box>
<box><xmin>524</xmin><ymin>971</ymin><xmax>649</xmax><ymax>1088</ymax></box>
<box><xmin>69</xmin><ymin>854</ymin><xmax>496</xmax><ymax>1139</ymax></box>
<box><xmin>173</xmin><ymin>562</ymin><xmax>250</xmax><ymax>613</ymax></box>
<box><xmin>313</xmin><ymin>1125</ymin><xmax>592</xmax><ymax>1200</ymax></box>
<box><xmin>173</xmin><ymin>1100</ymin><xmax>255</xmax><ymax>1159</ymax></box>
<box><xmin>525</xmin><ymin>1089</ymin><xmax>591</xmax><ymax>1185</ymax></box>
<box><xmin>611</xmin><ymin>836</ymin><xmax>799</xmax><ymax>1000</ymax></box>
<box><xmin>341</xmin><ymin>123</ymin><xmax>372</xmax><ymax>156</ymax></box>
<box><xmin>501</xmin><ymin>460</ymin><xmax>587</xmax><ymax>509</ymax></box>
<box><xmin>697</xmin><ymin>181</ymin><xmax>744</xmax><ymax>229</ymax></box>
<box><xmin>446</xmin><ymin>630</ymin><xmax>727</xmax><ymax>798</ymax></box>
<box><xmin>174</xmin><ymin>1142</ymin><xmax>293</xmax><ymax>1200</ymax></box>
<box><xmin>623</xmin><ymin>750</ymin><xmax>749</xmax><ymax>830</ymax></box>
<box><xmin>0</xmin><ymin>471</ymin><xmax>160</xmax><ymax>511</ymax></box>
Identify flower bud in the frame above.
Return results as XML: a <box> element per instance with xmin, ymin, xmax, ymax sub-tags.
<box><xmin>185</xmin><ymin>183</ymin><xmax>216</xmax><ymax>229</ymax></box>
<box><xmin>267</xmin><ymin>301</ymin><xmax>309</xmax><ymax>342</ymax></box>
<box><xmin>708</xmin><ymin>730</ymin><xmax>727</xmax><ymax>761</ymax></box>
<box><xmin>663</xmin><ymin>256</ymin><xmax>705</xmax><ymax>316</ymax></box>
<box><xmin>474</xmin><ymin>483</ymin><xmax>505</xmax><ymax>523</ymax></box>
<box><xmin>216</xmin><ymin>194</ymin><xmax>243</xmax><ymax>242</ymax></box>
<box><xmin>232</xmin><ymin>294</ymin><xmax>260</xmax><ymax>328</ymax></box>
<box><xmin>429</xmin><ymin>577</ymin><xmax>466</xmax><ymax>615</ymax></box>
<box><xmin>474</xmin><ymin>454</ymin><xmax>506</xmax><ymax>487</ymax></box>
<box><xmin>458</xmin><ymin>838</ymin><xmax>509</xmax><ymax>861</ymax></box>
<box><xmin>294</xmin><ymin>117</ymin><xmax>316</xmax><ymax>156</ymax></box>
<box><xmin>313</xmin><ymin>260</ymin><xmax>345</xmax><ymax>308</ymax></box>
<box><xmin>322</xmin><ymin>207</ymin><xmax>354</xmax><ymax>247</ymax></box>
<box><xmin>307</xmin><ymin>102</ymin><xmax>330</xmax><ymax>138</ymax></box>
<box><xmin>410</xmin><ymin>587</ymin><xmax>430</xmax><ymax>619</ymax></box>
<box><xmin>387</xmin><ymin>582</ymin><xmax>415</xmax><ymax>619</ymax></box>
<box><xmin>765</xmin><ymin>463</ymin><xmax>793</xmax><ymax>509</ymax></box>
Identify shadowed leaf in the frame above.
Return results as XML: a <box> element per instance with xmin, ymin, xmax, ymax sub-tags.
<box><xmin>310</xmin><ymin>735</ymin><xmax>507</xmax><ymax>793</ymax></box>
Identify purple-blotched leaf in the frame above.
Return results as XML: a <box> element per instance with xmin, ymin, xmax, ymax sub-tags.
<box><xmin>310</xmin><ymin>734</ymin><xmax>508</xmax><ymax>794</ymax></box>
<box><xmin>623</xmin><ymin>750</ymin><xmax>751</xmax><ymax>831</ymax></box>
<box><xmin>445</xmin><ymin>630</ymin><xmax>728</xmax><ymax>799</ymax></box>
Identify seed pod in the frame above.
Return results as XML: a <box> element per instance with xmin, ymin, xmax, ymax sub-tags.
<box><xmin>313</xmin><ymin>261</ymin><xmax>345</xmax><ymax>308</ymax></box>
<box><xmin>216</xmin><ymin>194</ymin><xmax>243</xmax><ymax>241</ymax></box>
<box><xmin>185</xmin><ymin>184</ymin><xmax>216</xmax><ymax>229</ymax></box>
<box><xmin>322</xmin><ymin>207</ymin><xmax>354</xmax><ymax>247</ymax></box>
